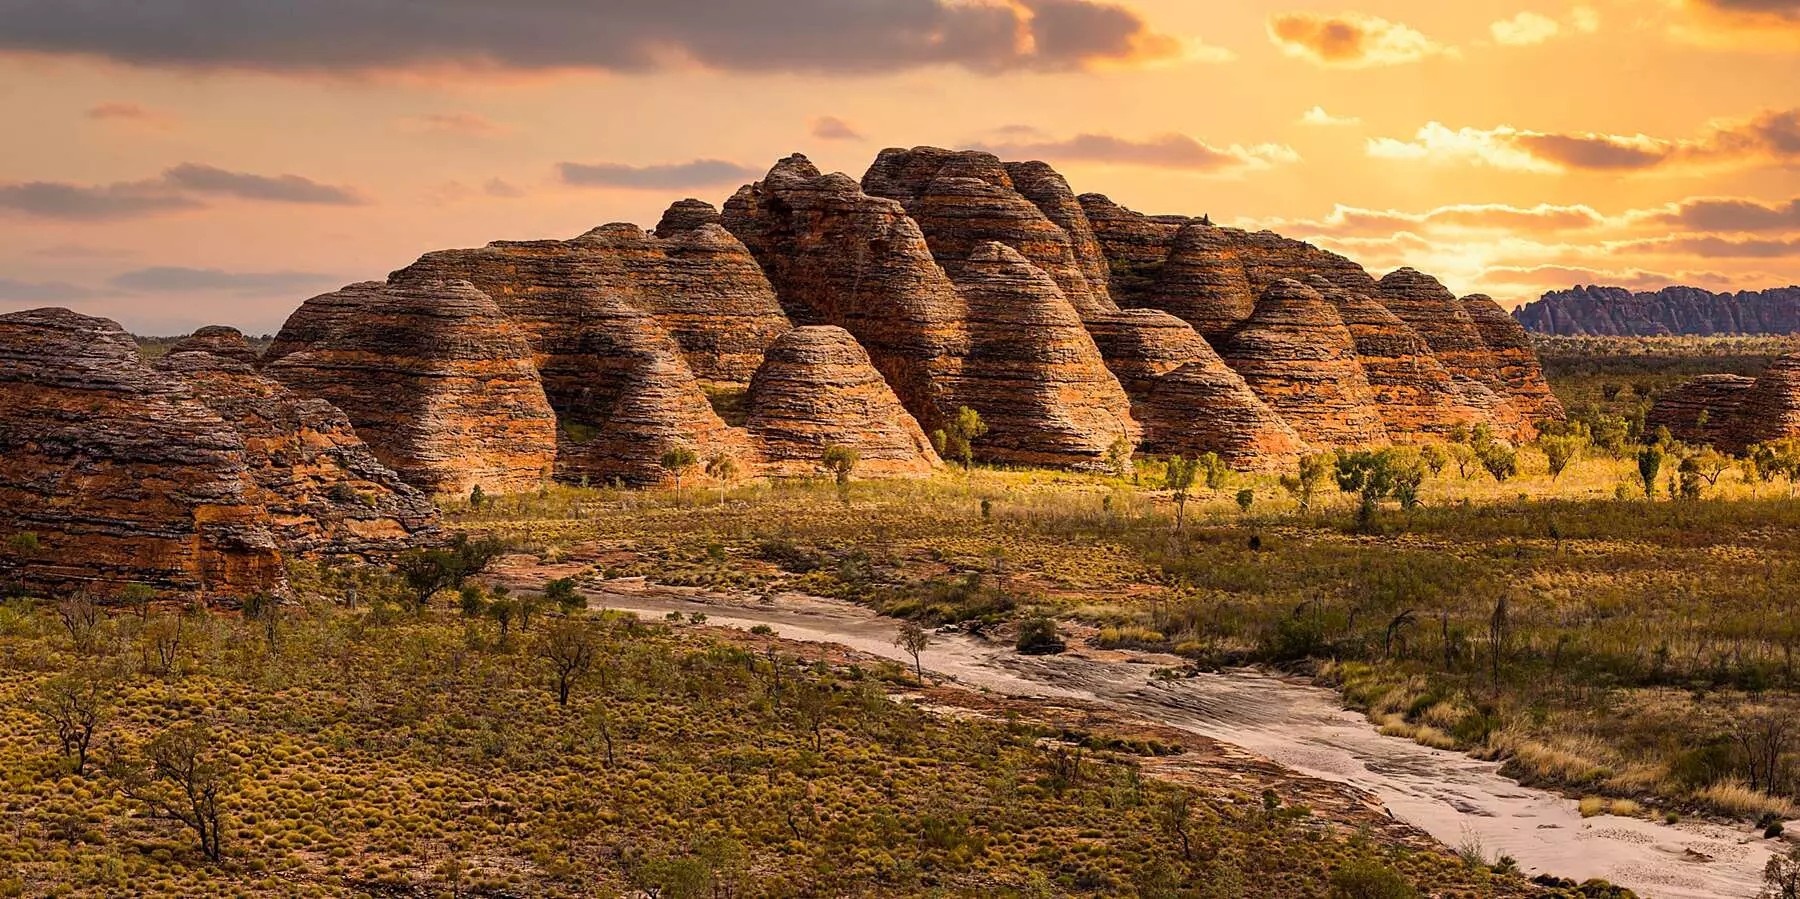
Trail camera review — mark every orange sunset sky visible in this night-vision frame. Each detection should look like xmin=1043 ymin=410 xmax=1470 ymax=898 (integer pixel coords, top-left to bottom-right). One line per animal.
xmin=2 ymin=0 xmax=1799 ymax=334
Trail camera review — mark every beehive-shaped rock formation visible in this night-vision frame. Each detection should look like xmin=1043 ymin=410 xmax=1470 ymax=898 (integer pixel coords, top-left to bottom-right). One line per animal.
xmin=1086 ymin=310 xmax=1305 ymax=468
xmin=155 ymin=327 xmax=438 ymax=556
xmin=1647 ymin=374 xmax=1757 ymax=450
xmin=0 ymin=308 xmax=284 ymax=597
xmin=1219 ymin=280 xmax=1388 ymax=447
xmin=745 ymin=326 xmax=940 ymax=476
xmin=954 ymin=243 xmax=1140 ymax=468
xmin=1730 ymin=356 xmax=1800 ymax=450
xmin=1300 ymin=275 xmax=1477 ymax=439
xmin=266 ymin=279 xmax=559 ymax=496
xmin=1461 ymin=294 xmax=1565 ymax=421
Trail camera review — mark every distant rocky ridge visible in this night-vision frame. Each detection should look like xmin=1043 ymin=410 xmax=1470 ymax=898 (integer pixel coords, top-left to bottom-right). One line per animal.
xmin=1516 ymin=284 xmax=1800 ymax=336
xmin=0 ymin=147 xmax=1565 ymax=600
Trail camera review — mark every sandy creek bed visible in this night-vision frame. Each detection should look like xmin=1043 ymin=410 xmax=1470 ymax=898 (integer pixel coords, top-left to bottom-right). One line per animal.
xmin=501 ymin=573 xmax=1786 ymax=899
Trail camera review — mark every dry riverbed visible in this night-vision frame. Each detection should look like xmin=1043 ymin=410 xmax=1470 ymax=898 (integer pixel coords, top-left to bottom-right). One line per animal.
xmin=493 ymin=559 xmax=1792 ymax=899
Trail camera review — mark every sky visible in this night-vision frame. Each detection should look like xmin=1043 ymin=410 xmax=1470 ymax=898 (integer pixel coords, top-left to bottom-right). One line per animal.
xmin=2 ymin=0 xmax=1799 ymax=335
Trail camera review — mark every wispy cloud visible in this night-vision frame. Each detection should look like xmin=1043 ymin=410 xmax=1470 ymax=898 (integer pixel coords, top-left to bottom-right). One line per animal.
xmin=0 ymin=164 xmax=365 ymax=220
xmin=107 ymin=267 xmax=342 ymax=295
xmin=974 ymin=132 xmax=1300 ymax=174
xmin=810 ymin=116 xmax=864 ymax=141
xmin=557 ymin=159 xmax=761 ymax=190
xmin=1299 ymin=106 xmax=1361 ymax=127
xmin=1490 ymin=12 xmax=1562 ymax=45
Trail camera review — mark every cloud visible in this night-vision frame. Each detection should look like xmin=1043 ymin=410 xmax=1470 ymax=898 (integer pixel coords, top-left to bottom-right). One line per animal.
xmin=1299 ymin=106 xmax=1360 ymax=127
xmin=0 ymin=164 xmax=365 ymax=220
xmin=0 ymin=180 xmax=205 ymax=220
xmin=1572 ymin=6 xmax=1602 ymax=32
xmin=161 ymin=163 xmax=363 ymax=205
xmin=85 ymin=101 xmax=173 ymax=128
xmin=0 ymin=0 xmax=1180 ymax=76
xmin=396 ymin=112 xmax=507 ymax=137
xmin=0 ymin=277 xmax=100 ymax=303
xmin=1367 ymin=108 xmax=1800 ymax=173
xmin=974 ymin=132 xmax=1301 ymax=174
xmin=1617 ymin=235 xmax=1800 ymax=258
xmin=557 ymin=159 xmax=761 ymax=190
xmin=1266 ymin=12 xmax=1449 ymax=68
xmin=1254 ymin=202 xmax=1609 ymax=237
xmin=810 ymin=116 xmax=863 ymax=141
xmin=1636 ymin=196 xmax=1800 ymax=232
xmin=1491 ymin=12 xmax=1561 ymax=45
xmin=1476 ymin=264 xmax=1742 ymax=292
xmin=107 ymin=267 xmax=342 ymax=295
xmin=483 ymin=178 xmax=525 ymax=199
xmin=33 ymin=243 xmax=135 ymax=259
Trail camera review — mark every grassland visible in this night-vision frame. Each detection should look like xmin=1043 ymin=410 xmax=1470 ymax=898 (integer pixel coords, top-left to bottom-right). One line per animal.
xmin=0 ymin=578 xmax=1558 ymax=897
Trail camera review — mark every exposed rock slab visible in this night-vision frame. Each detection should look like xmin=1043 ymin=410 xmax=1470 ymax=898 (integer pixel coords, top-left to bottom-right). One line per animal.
xmin=0 ymin=308 xmax=283 ymax=598
xmin=266 ymin=279 xmax=560 ymax=496
xmin=1220 ymin=279 xmax=1388 ymax=447
xmin=156 ymin=327 xmax=438 ymax=557
xmin=745 ymin=326 xmax=939 ymax=477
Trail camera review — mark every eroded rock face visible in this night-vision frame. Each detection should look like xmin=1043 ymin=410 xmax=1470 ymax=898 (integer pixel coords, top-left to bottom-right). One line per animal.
xmin=155 ymin=327 xmax=438 ymax=557
xmin=0 ymin=308 xmax=283 ymax=598
xmin=1647 ymin=374 xmax=1757 ymax=450
xmin=745 ymin=326 xmax=939 ymax=476
xmin=1086 ymin=310 xmax=1304 ymax=469
xmin=863 ymin=147 xmax=1115 ymax=317
xmin=1731 ymin=356 xmax=1800 ymax=449
xmin=393 ymin=227 xmax=767 ymax=485
xmin=1300 ymin=275 xmax=1477 ymax=439
xmin=266 ymin=279 xmax=560 ymax=496
xmin=402 ymin=220 xmax=791 ymax=386
xmin=1375 ymin=269 xmax=1527 ymax=433
xmin=722 ymin=154 xmax=970 ymax=428
xmin=1220 ymin=280 xmax=1388 ymax=448
xmin=1461 ymin=294 xmax=1565 ymax=422
xmin=654 ymin=198 xmax=723 ymax=238
xmin=953 ymin=243 xmax=1140 ymax=467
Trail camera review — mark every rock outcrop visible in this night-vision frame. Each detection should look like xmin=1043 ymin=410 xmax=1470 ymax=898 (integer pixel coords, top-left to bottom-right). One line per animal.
xmin=744 ymin=326 xmax=939 ymax=476
xmin=1086 ymin=310 xmax=1304 ymax=468
xmin=1516 ymin=284 xmax=1800 ymax=336
xmin=722 ymin=154 xmax=970 ymax=428
xmin=1220 ymin=280 xmax=1388 ymax=447
xmin=1646 ymin=374 xmax=1757 ymax=450
xmin=863 ymin=148 xmax=1116 ymax=318
xmin=1375 ymin=269 xmax=1527 ymax=433
xmin=1298 ymin=275 xmax=1477 ymax=439
xmin=1729 ymin=356 xmax=1800 ymax=449
xmin=952 ymin=243 xmax=1140 ymax=468
xmin=0 ymin=308 xmax=283 ymax=598
xmin=1461 ymin=294 xmax=1565 ymax=421
xmin=155 ymin=327 xmax=438 ymax=556
xmin=266 ymin=279 xmax=560 ymax=496
xmin=392 ymin=227 xmax=768 ymax=485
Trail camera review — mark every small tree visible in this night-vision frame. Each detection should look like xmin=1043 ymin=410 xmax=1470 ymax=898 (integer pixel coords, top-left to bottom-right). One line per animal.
xmin=704 ymin=454 xmax=738 ymax=506
xmin=112 ymin=723 xmax=229 ymax=862
xmin=1279 ymin=453 xmax=1333 ymax=511
xmin=121 ymin=583 xmax=157 ymax=620
xmin=395 ymin=534 xmax=507 ymax=609
xmin=57 ymin=592 xmax=102 ymax=653
xmin=1637 ymin=445 xmax=1665 ymax=499
xmin=894 ymin=620 xmax=930 ymax=682
xmin=930 ymin=406 xmax=988 ymax=471
xmin=1163 ymin=455 xmax=1200 ymax=532
xmin=468 ymin=484 xmax=486 ymax=509
xmin=1335 ymin=450 xmax=1398 ymax=528
xmin=36 ymin=669 xmax=108 ymax=776
xmin=1235 ymin=488 xmax=1255 ymax=514
xmin=821 ymin=445 xmax=859 ymax=504
xmin=539 ymin=620 xmax=595 ymax=707
xmin=660 ymin=446 xmax=698 ymax=502
xmin=1763 ymin=845 xmax=1800 ymax=899
xmin=1200 ymin=451 xmax=1229 ymax=495
xmin=1104 ymin=436 xmax=1134 ymax=479
xmin=1478 ymin=441 xmax=1518 ymax=483
xmin=1539 ymin=434 xmax=1585 ymax=481
xmin=487 ymin=598 xmax=516 ymax=640
xmin=1156 ymin=790 xmax=1193 ymax=860
xmin=544 ymin=577 xmax=585 ymax=614
xmin=1016 ymin=616 xmax=1066 ymax=655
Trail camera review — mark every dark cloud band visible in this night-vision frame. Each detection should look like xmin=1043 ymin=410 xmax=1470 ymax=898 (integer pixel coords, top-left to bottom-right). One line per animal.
xmin=0 ymin=0 xmax=1176 ymax=74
